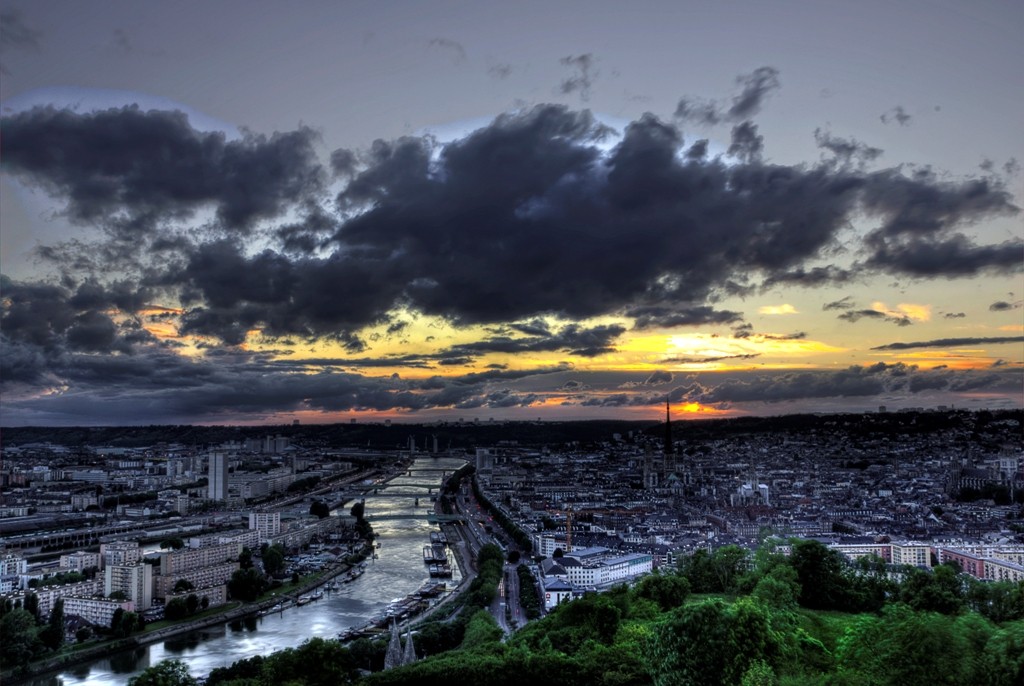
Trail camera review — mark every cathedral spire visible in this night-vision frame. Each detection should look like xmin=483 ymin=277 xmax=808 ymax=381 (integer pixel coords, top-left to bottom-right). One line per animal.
xmin=664 ymin=399 xmax=673 ymax=456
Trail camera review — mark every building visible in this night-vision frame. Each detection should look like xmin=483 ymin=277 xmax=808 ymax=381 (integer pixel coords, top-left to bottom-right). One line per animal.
xmin=61 ymin=596 xmax=134 ymax=628
xmin=100 ymin=541 xmax=142 ymax=569
xmin=208 ymin=452 xmax=229 ymax=500
xmin=249 ymin=512 xmax=282 ymax=541
xmin=60 ymin=551 xmax=101 ymax=572
xmin=161 ymin=541 xmax=240 ymax=576
xmin=105 ymin=563 xmax=153 ymax=611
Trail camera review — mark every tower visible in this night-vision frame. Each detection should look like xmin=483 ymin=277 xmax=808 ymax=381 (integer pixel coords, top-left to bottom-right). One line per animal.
xmin=663 ymin=399 xmax=673 ymax=457
xmin=208 ymin=452 xmax=228 ymax=500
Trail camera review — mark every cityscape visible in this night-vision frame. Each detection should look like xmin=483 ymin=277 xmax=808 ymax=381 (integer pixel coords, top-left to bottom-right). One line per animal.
xmin=1 ymin=1 xmax=1022 ymax=684
xmin=1 ymin=408 xmax=1023 ymax=683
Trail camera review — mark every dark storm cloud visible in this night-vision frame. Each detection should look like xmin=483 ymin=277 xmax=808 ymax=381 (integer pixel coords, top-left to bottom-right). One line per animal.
xmin=814 ymin=129 xmax=883 ymax=170
xmin=444 ymin=324 xmax=625 ymax=358
xmin=943 ymin=312 xmax=966 ymax=319
xmin=880 ymin=106 xmax=912 ymax=126
xmin=664 ymin=353 xmax=761 ymax=364
xmin=823 ymin=296 xmax=855 ymax=311
xmin=4 ymin=93 xmax=1020 ymax=350
xmin=559 ymin=54 xmax=596 ymax=101
xmin=762 ymin=266 xmax=853 ymax=289
xmin=0 ymin=105 xmax=324 ymax=236
xmin=644 ymin=370 xmax=674 ymax=385
xmin=675 ymin=66 xmax=780 ymax=124
xmin=989 ymin=300 xmax=1021 ymax=311
xmin=627 ymin=306 xmax=744 ymax=330
xmin=727 ymin=121 xmax=763 ymax=163
xmin=871 ymin=336 xmax=1024 ymax=351
xmin=838 ymin=309 xmax=911 ymax=326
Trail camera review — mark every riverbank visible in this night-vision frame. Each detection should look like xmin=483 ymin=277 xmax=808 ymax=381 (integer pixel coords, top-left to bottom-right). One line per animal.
xmin=3 ymin=543 xmax=372 ymax=685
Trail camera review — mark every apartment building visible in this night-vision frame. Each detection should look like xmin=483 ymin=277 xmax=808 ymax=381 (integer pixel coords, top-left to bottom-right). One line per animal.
xmin=105 ymin=562 xmax=153 ymax=611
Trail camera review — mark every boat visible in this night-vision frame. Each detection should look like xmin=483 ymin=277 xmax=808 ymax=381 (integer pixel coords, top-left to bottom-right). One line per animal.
xmin=311 ymin=590 xmax=324 ymax=600
xmin=296 ymin=595 xmax=311 ymax=606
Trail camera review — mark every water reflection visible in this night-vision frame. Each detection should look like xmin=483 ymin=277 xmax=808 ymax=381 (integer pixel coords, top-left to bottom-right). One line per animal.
xmin=33 ymin=456 xmax=464 ymax=686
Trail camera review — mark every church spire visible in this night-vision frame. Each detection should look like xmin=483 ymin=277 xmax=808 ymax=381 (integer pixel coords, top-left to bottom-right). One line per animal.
xmin=664 ymin=399 xmax=673 ymax=456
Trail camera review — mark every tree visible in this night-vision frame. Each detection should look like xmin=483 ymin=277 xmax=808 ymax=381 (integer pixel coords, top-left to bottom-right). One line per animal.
xmin=109 ymin=590 xmax=128 ymax=601
xmin=228 ymin=568 xmax=267 ymax=602
xmin=23 ymin=592 xmax=39 ymax=621
xmin=75 ymin=626 xmax=92 ymax=643
xmin=173 ymin=579 xmax=195 ymax=594
xmin=263 ymin=544 xmax=286 ymax=577
xmin=127 ymin=658 xmax=198 ymax=686
xmin=239 ymin=546 xmax=253 ymax=570
xmin=160 ymin=537 xmax=185 ymax=550
xmin=310 ymin=500 xmax=330 ymax=519
xmin=644 ymin=598 xmax=780 ymax=686
xmin=40 ymin=598 xmax=64 ymax=651
xmin=789 ymin=539 xmax=848 ymax=610
xmin=634 ymin=571 xmax=691 ymax=611
xmin=350 ymin=500 xmax=365 ymax=521
xmin=0 ymin=608 xmax=43 ymax=668
xmin=553 ymin=547 xmax=565 ymax=558
xmin=185 ymin=593 xmax=200 ymax=615
xmin=164 ymin=597 xmax=188 ymax=621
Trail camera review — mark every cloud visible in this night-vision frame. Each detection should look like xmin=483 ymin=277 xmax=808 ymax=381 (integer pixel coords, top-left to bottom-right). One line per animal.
xmin=837 ymin=309 xmax=912 ymax=326
xmin=0 ymin=9 xmax=42 ymax=74
xmin=871 ymin=336 xmax=1024 ymax=351
xmin=3 ymin=95 xmax=1020 ymax=353
xmin=814 ymin=128 xmax=883 ymax=170
xmin=675 ymin=66 xmax=780 ymax=124
xmin=880 ymin=106 xmax=912 ymax=126
xmin=823 ymin=296 xmax=855 ymax=311
xmin=990 ymin=300 xmax=1022 ymax=311
xmin=559 ymin=54 xmax=596 ymax=101
xmin=664 ymin=353 xmax=761 ymax=365
xmin=1 ymin=105 xmax=325 ymax=238
xmin=758 ymin=304 xmax=798 ymax=315
xmin=944 ymin=312 xmax=966 ymax=319
xmin=443 ymin=323 xmax=626 ymax=358
xmin=428 ymin=38 xmax=466 ymax=63
xmin=487 ymin=63 xmax=512 ymax=79
xmin=727 ymin=121 xmax=763 ymax=163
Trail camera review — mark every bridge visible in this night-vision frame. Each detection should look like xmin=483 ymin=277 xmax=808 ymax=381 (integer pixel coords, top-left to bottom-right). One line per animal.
xmin=364 ymin=513 xmax=467 ymax=523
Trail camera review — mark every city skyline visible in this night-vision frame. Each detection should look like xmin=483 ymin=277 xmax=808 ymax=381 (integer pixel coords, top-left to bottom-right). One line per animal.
xmin=1 ymin=1 xmax=1021 ymax=426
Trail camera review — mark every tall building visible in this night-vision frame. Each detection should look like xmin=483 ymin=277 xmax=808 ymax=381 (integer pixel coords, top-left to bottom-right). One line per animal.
xmin=105 ymin=562 xmax=153 ymax=610
xmin=248 ymin=512 xmax=281 ymax=541
xmin=208 ymin=452 xmax=228 ymax=500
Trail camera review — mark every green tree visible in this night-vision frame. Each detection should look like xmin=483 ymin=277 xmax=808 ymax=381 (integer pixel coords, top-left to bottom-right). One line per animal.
xmin=160 ymin=537 xmax=185 ymax=550
xmin=643 ymin=598 xmax=780 ymax=686
xmin=262 ymin=544 xmax=285 ymax=577
xmin=310 ymin=500 xmax=330 ymax=519
xmin=185 ymin=593 xmax=200 ymax=615
xmin=836 ymin=604 xmax=973 ymax=686
xmin=0 ymin=608 xmax=43 ymax=669
xmin=982 ymin=621 xmax=1024 ymax=686
xmin=634 ymin=571 xmax=691 ymax=611
xmin=39 ymin=598 xmax=64 ymax=651
xmin=75 ymin=626 xmax=92 ymax=643
xmin=228 ymin=568 xmax=267 ymax=602
xmin=239 ymin=546 xmax=253 ymax=570
xmin=899 ymin=563 xmax=964 ymax=615
xmin=460 ymin=609 xmax=503 ymax=649
xmin=23 ymin=591 xmax=39 ymax=621
xmin=127 ymin=658 xmax=198 ymax=686
xmin=163 ymin=598 xmax=187 ymax=621
xmin=350 ymin=500 xmax=365 ymax=521
xmin=789 ymin=539 xmax=848 ymax=610
xmin=173 ymin=579 xmax=195 ymax=594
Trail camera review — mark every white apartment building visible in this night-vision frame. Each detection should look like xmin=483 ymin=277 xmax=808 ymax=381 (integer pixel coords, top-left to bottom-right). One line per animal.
xmin=60 ymin=551 xmax=101 ymax=572
xmin=61 ymin=596 xmax=134 ymax=628
xmin=157 ymin=561 xmax=238 ymax=598
xmin=161 ymin=541 xmax=239 ymax=576
xmin=105 ymin=563 xmax=153 ymax=611
xmin=564 ymin=552 xmax=653 ymax=589
xmin=0 ymin=553 xmax=28 ymax=576
xmin=249 ymin=512 xmax=282 ymax=541
xmin=100 ymin=541 xmax=142 ymax=569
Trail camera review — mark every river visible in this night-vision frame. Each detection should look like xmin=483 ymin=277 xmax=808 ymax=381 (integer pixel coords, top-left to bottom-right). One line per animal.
xmin=30 ymin=455 xmax=466 ymax=686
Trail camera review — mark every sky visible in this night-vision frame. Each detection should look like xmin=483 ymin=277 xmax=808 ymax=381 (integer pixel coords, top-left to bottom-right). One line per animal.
xmin=1 ymin=0 xmax=1022 ymax=426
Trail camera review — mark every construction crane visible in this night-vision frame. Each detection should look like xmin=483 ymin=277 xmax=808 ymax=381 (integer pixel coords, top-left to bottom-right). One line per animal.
xmin=565 ymin=504 xmax=573 ymax=553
